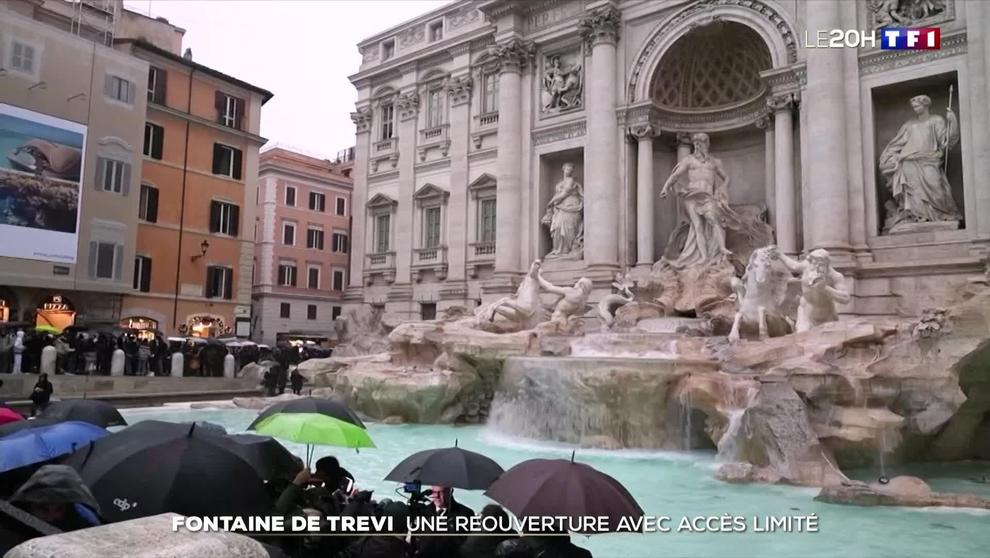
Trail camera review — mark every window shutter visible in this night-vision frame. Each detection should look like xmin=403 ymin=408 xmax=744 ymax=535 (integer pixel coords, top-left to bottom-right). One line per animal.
xmin=156 ymin=69 xmax=167 ymax=104
xmin=209 ymin=201 xmax=221 ymax=233
xmin=104 ymin=74 xmax=114 ymax=98
xmin=88 ymin=241 xmax=97 ymax=279
xmin=114 ymin=244 xmax=124 ymax=280
xmin=290 ymin=267 xmax=297 ymax=287
xmin=235 ymin=97 xmax=245 ymax=130
xmin=232 ymin=148 xmax=243 ymax=180
xmin=229 ymin=205 xmax=240 ymax=237
xmin=343 ymin=235 xmax=349 ymax=253
xmin=142 ymin=257 xmax=152 ymax=292
xmin=204 ymin=267 xmax=214 ymax=298
xmin=223 ymin=268 xmax=233 ymax=300
xmin=215 ymin=91 xmax=225 ymax=123
xmin=147 ymin=187 xmax=159 ymax=223
xmin=126 ymin=80 xmax=135 ymax=104
xmin=152 ymin=126 xmax=163 ymax=159
xmin=212 ymin=144 xmax=223 ymax=174
xmin=95 ymin=158 xmax=106 ymax=191
xmin=121 ymin=163 xmax=131 ymax=196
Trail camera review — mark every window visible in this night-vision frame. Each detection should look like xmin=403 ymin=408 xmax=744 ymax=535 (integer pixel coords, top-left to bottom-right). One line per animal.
xmin=280 ymin=303 xmax=291 ymax=318
xmin=332 ymin=269 xmax=345 ymax=291
xmin=429 ymin=21 xmax=443 ymax=42
xmin=147 ymin=66 xmax=166 ymax=104
xmin=332 ymin=232 xmax=349 ymax=254
xmin=335 ymin=197 xmax=347 ymax=216
xmin=382 ymin=39 xmax=395 ymax=60
xmin=331 ymin=306 xmax=342 ymax=321
xmin=480 ymin=198 xmax=497 ymax=243
xmin=209 ymin=200 xmax=239 ymax=236
xmin=143 ymin=123 xmax=163 ymax=159
xmin=423 ymin=207 xmax=441 ymax=249
xmin=278 ymin=263 xmax=297 ymax=287
xmin=482 ymin=71 xmax=499 ymax=114
xmin=309 ymin=192 xmax=326 ymax=212
xmin=105 ymin=74 xmax=133 ymax=104
xmin=212 ymin=144 xmax=243 ymax=179
xmin=133 ymin=255 xmax=152 ymax=292
xmin=285 ymin=186 xmax=296 ymax=207
xmin=10 ymin=41 xmax=36 ymax=74
xmin=99 ymin=158 xmax=129 ymax=194
xmin=306 ymin=226 xmax=324 ymax=250
xmin=91 ymin=242 xmax=120 ymax=280
xmin=374 ymin=214 xmax=390 ymax=253
xmin=139 ymin=184 xmax=159 ymax=223
xmin=427 ymin=88 xmax=444 ymax=129
xmin=216 ymin=92 xmax=243 ymax=129
xmin=379 ymin=103 xmax=395 ymax=141
xmin=308 ymin=266 xmax=320 ymax=289
xmin=206 ymin=266 xmax=233 ymax=299
xmin=282 ymin=222 xmax=295 ymax=246
xmin=307 ymin=305 xmax=317 ymax=320
xmin=421 ymin=303 xmax=437 ymax=321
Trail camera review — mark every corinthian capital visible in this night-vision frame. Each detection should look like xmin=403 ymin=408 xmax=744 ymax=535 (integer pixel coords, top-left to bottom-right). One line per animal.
xmin=767 ymin=92 xmax=795 ymax=112
xmin=446 ymin=74 xmax=473 ymax=106
xmin=489 ymin=38 xmax=534 ymax=74
xmin=579 ymin=5 xmax=621 ymax=47
xmin=629 ymin=124 xmax=654 ymax=140
xmin=396 ymin=91 xmax=420 ymax=121
xmin=350 ymin=106 xmax=372 ymax=134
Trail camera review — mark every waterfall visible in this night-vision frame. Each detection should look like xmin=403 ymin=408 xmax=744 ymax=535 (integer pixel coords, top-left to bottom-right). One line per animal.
xmin=878 ymin=428 xmax=888 ymax=478
xmin=681 ymin=390 xmax=693 ymax=451
xmin=717 ymin=409 xmax=746 ymax=461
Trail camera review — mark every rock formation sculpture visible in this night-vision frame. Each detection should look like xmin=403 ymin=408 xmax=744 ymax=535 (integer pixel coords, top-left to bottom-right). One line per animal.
xmin=597 ymin=271 xmax=634 ymax=331
xmin=474 ymin=260 xmax=544 ymax=332
xmin=537 ymin=271 xmax=592 ymax=328
xmin=777 ymin=249 xmax=851 ymax=333
xmin=879 ymin=93 xmax=960 ymax=233
xmin=727 ymin=245 xmax=794 ymax=342
xmin=541 ymin=162 xmax=584 ymax=260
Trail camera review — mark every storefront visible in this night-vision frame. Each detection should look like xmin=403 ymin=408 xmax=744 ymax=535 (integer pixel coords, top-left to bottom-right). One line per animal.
xmin=275 ymin=332 xmax=331 ymax=348
xmin=0 ymin=298 xmax=9 ymax=323
xmin=181 ymin=314 xmax=230 ymax=338
xmin=35 ymin=294 xmax=75 ymax=333
xmin=120 ymin=316 xmax=160 ymax=341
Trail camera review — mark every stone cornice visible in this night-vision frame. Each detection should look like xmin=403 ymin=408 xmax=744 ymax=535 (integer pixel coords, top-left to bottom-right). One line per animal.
xmin=858 ymin=31 xmax=966 ymax=75
xmin=532 ymin=119 xmax=586 ymax=146
xmin=760 ymin=63 xmax=803 ymax=96
xmin=578 ymin=4 xmax=620 ymax=47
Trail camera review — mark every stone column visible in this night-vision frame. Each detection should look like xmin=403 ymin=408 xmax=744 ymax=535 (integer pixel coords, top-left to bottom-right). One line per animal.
xmin=347 ymin=108 xmax=372 ymax=291
xmin=970 ymin=0 xmax=990 ymax=239
xmin=580 ymin=5 xmax=621 ymax=272
xmin=755 ymin=115 xmax=775 ymax=231
xmin=768 ymin=93 xmax=797 ymax=255
xmin=446 ymin=73 xmax=472 ymax=283
xmin=394 ymin=91 xmax=420 ymax=284
xmin=675 ymin=132 xmax=692 ymax=162
xmin=803 ymin=0 xmax=851 ymax=258
xmin=631 ymin=124 xmax=655 ymax=266
xmin=492 ymin=39 xmax=529 ymax=277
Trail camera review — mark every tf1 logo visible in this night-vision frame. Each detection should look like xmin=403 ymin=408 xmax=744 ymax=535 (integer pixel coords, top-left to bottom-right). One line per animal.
xmin=805 ymin=28 xmax=941 ymax=50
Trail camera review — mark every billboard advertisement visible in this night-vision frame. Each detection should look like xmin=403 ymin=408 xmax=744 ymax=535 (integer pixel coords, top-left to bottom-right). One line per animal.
xmin=0 ymin=103 xmax=86 ymax=263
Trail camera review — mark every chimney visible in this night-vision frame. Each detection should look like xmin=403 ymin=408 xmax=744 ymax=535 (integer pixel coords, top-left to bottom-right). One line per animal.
xmin=183 ymin=48 xmax=193 ymax=61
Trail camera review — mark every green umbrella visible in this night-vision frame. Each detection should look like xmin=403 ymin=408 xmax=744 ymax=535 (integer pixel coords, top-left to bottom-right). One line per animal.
xmin=251 ymin=412 xmax=375 ymax=466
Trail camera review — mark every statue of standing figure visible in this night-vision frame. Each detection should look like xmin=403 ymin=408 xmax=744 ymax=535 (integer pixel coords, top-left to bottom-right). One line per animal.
xmin=879 ymin=93 xmax=960 ymax=233
xmin=541 ymin=162 xmax=584 ymax=259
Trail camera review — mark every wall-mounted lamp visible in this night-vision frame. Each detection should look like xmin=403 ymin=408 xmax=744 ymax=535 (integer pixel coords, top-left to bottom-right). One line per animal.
xmin=190 ymin=239 xmax=210 ymax=261
xmin=28 ymin=81 xmax=47 ymax=91
xmin=67 ymin=93 xmax=87 ymax=102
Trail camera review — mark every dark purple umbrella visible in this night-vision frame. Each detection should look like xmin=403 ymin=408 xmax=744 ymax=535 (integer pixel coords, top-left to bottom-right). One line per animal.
xmin=484 ymin=454 xmax=644 ymax=533
xmin=39 ymin=400 xmax=127 ymax=428
xmin=384 ymin=440 xmax=503 ymax=490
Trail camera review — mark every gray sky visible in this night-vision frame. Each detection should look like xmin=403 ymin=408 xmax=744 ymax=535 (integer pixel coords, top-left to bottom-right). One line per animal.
xmin=124 ymin=0 xmax=449 ymax=159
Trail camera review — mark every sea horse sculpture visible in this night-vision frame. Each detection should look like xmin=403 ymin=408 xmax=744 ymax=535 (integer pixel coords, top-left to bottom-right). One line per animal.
xmin=475 ymin=259 xmax=545 ymax=332
xmin=597 ymin=271 xmax=634 ymax=331
xmin=727 ymin=245 xmax=793 ymax=342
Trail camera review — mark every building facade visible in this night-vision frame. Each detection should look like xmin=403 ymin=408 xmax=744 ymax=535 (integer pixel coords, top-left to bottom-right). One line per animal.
xmin=0 ymin=0 xmax=149 ymax=331
xmin=348 ymin=0 xmax=990 ymax=320
xmin=252 ymin=147 xmax=353 ymax=346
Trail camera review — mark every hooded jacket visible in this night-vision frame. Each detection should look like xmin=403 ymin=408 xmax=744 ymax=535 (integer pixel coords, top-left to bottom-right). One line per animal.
xmin=10 ymin=465 xmax=102 ymax=531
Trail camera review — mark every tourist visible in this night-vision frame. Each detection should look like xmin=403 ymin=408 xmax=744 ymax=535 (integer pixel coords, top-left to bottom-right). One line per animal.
xmin=12 ymin=329 xmax=25 ymax=374
xmin=459 ymin=504 xmax=517 ymax=558
xmin=262 ymin=368 xmax=279 ymax=397
xmin=276 ymin=365 xmax=288 ymax=395
xmin=29 ymin=373 xmax=54 ymax=417
xmin=137 ymin=339 xmax=151 ymax=376
xmin=0 ymin=327 xmax=13 ymax=374
xmin=54 ymin=334 xmax=71 ymax=374
xmin=9 ymin=465 xmax=102 ymax=532
xmin=96 ymin=333 xmax=113 ymax=375
xmin=151 ymin=337 xmax=167 ymax=376
xmin=123 ymin=335 xmax=139 ymax=376
xmin=416 ymin=486 xmax=475 ymax=558
xmin=314 ymin=456 xmax=354 ymax=493
xmin=290 ymin=368 xmax=306 ymax=395
xmin=342 ymin=500 xmax=413 ymax=558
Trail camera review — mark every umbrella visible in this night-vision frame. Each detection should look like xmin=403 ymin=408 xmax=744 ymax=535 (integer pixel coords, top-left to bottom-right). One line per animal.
xmin=252 ymin=412 xmax=374 ymax=466
xmin=249 ymin=396 xmax=366 ymax=430
xmin=0 ymin=422 xmax=108 ymax=473
xmin=225 ymin=434 xmax=300 ymax=481
xmin=63 ymin=421 xmax=272 ymax=522
xmin=384 ymin=440 xmax=504 ymax=490
xmin=39 ymin=400 xmax=127 ymax=428
xmin=0 ymin=418 xmax=59 ymax=438
xmin=0 ymin=408 xmax=24 ymax=426
xmin=484 ymin=454 xmax=644 ymax=533
xmin=194 ymin=421 xmax=227 ymax=435
xmin=35 ymin=325 xmax=60 ymax=334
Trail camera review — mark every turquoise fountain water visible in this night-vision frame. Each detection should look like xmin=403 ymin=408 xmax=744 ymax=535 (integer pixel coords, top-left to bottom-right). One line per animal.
xmin=120 ymin=405 xmax=990 ymax=558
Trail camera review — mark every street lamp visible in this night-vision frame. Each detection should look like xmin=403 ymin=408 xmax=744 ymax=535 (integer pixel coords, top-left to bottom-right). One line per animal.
xmin=191 ymin=239 xmax=210 ymax=261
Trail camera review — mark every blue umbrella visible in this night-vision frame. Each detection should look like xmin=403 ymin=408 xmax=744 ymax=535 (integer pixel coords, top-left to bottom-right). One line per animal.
xmin=0 ymin=421 xmax=108 ymax=473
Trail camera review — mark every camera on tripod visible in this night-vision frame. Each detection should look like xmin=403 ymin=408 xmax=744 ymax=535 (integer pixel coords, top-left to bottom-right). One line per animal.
xmin=402 ymin=481 xmax=434 ymax=513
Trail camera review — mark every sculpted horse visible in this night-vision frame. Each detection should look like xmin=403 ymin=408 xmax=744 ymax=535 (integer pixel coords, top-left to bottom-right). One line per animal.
xmin=597 ymin=272 xmax=634 ymax=331
xmin=476 ymin=260 xmax=544 ymax=331
xmin=727 ymin=245 xmax=794 ymax=342
xmin=778 ymin=249 xmax=851 ymax=333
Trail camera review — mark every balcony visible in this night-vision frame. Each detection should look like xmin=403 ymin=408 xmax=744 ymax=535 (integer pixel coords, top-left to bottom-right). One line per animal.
xmin=419 ymin=124 xmax=449 ymax=145
xmin=476 ymin=112 xmax=499 ymax=129
xmin=467 ymin=241 xmax=495 ymax=279
xmin=364 ymin=251 xmax=396 ymax=286
xmin=471 ymin=241 xmax=496 ymax=257
xmin=412 ymin=246 xmax=448 ymax=282
xmin=373 ymin=137 xmax=397 ymax=155
xmin=367 ymin=251 xmax=395 ymax=268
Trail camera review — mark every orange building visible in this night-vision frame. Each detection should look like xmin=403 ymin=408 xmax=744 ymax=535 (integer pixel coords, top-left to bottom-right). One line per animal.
xmin=116 ymin=40 xmax=272 ymax=338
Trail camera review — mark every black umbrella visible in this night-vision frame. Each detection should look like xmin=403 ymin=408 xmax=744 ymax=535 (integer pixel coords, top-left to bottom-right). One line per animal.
xmin=248 ymin=396 xmax=365 ymax=429
xmin=63 ymin=421 xmax=271 ymax=522
xmin=0 ymin=418 xmax=59 ymax=439
xmin=225 ymin=434 xmax=300 ymax=481
xmin=484 ymin=454 xmax=644 ymax=533
xmin=384 ymin=441 xmax=503 ymax=490
xmin=39 ymin=400 xmax=127 ymax=428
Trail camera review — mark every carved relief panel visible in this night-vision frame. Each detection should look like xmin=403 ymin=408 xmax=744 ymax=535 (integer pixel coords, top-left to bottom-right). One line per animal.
xmin=540 ymin=46 xmax=584 ymax=117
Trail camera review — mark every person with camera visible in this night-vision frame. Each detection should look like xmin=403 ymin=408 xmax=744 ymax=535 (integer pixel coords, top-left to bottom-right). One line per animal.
xmin=413 ymin=486 xmax=474 ymax=558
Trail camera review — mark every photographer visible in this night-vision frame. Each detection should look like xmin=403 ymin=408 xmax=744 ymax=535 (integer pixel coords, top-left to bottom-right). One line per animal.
xmin=414 ymin=486 xmax=474 ymax=558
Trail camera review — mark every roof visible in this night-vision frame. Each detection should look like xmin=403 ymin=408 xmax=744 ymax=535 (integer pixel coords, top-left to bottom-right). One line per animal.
xmin=115 ymin=38 xmax=274 ymax=104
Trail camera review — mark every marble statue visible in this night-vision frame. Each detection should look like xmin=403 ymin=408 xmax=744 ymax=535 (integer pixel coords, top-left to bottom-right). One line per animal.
xmin=537 ymin=270 xmax=593 ymax=326
xmin=872 ymin=0 xmax=946 ymax=26
xmin=597 ymin=271 xmax=634 ymax=331
xmin=479 ymin=259 xmax=544 ymax=331
xmin=727 ymin=246 xmax=794 ymax=343
xmin=778 ymin=249 xmax=851 ymax=333
xmin=542 ymin=54 xmax=582 ymax=113
xmin=879 ymin=94 xmax=960 ymax=233
xmin=541 ymin=162 xmax=584 ymax=259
